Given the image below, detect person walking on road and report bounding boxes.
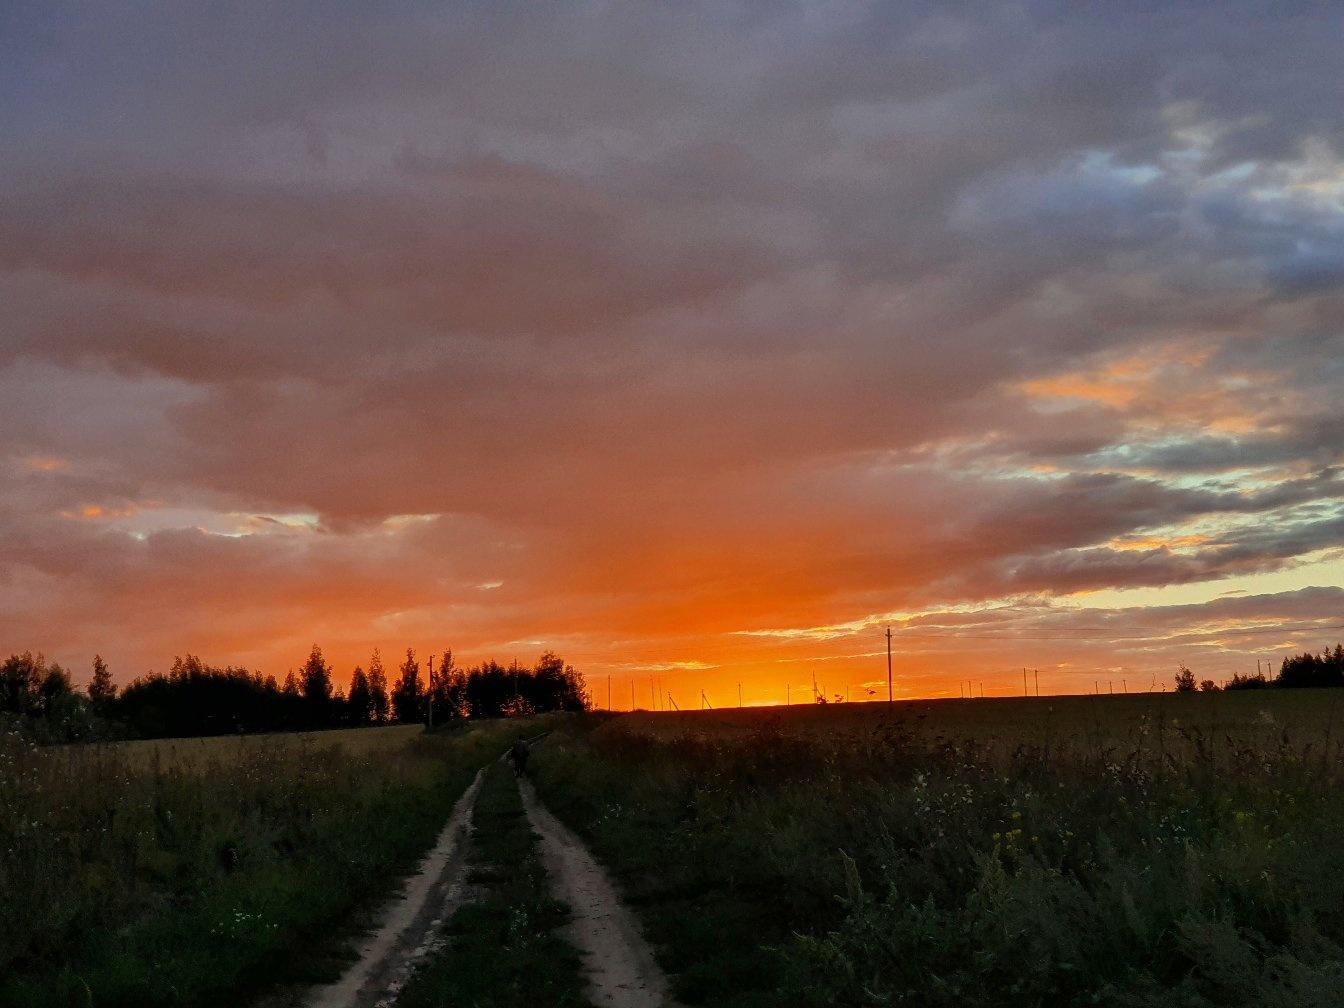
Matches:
[508,739,530,777]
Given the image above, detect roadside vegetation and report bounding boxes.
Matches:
[533,691,1344,1007]
[397,759,591,1008]
[0,721,535,1008]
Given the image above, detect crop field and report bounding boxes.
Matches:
[532,691,1344,1007]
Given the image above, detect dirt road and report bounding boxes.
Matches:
[303,769,484,1008]
[519,778,678,1008]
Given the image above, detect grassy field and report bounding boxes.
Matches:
[114,723,428,767]
[0,720,532,1008]
[622,689,1344,751]
[533,691,1344,1007]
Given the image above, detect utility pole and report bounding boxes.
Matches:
[786,684,791,706]
[886,626,893,706]
[631,678,635,711]
[738,682,743,708]
[607,675,612,711]
[668,693,679,711]
[427,653,435,729]
[1023,667,1028,697]
[1034,668,1039,696]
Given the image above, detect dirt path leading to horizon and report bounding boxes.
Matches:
[519,777,678,1008]
[302,768,485,1008]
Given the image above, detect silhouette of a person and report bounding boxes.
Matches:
[509,739,530,777]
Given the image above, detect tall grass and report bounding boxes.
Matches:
[533,705,1344,1007]
[0,722,527,1007]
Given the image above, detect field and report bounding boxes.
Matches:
[115,723,428,767]
[533,690,1344,1007]
[8,691,1344,1007]
[621,689,1344,749]
[0,720,534,1007]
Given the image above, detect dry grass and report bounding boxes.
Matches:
[112,723,427,767]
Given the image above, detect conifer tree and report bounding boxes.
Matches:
[300,645,333,727]
[88,654,115,709]
[347,665,374,725]
[368,649,390,724]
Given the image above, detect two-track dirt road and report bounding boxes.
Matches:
[302,759,675,1008]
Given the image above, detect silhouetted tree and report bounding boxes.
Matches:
[532,652,588,712]
[300,645,334,727]
[1225,671,1269,690]
[1276,644,1344,688]
[392,649,424,723]
[2,652,40,715]
[1174,666,1196,692]
[88,654,115,710]
[347,666,374,726]
[5,643,591,742]
[1199,679,1218,692]
[369,649,390,724]
[427,649,466,724]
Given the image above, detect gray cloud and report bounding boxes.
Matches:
[1,2,1342,681]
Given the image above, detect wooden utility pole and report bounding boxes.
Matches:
[427,653,435,729]
[1023,667,1029,696]
[786,684,791,706]
[702,690,713,710]
[738,683,743,708]
[886,627,893,705]
[1034,668,1039,696]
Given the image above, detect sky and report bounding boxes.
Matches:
[2,1,1343,706]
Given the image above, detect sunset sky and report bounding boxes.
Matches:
[2,3,1342,705]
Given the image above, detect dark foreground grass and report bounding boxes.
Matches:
[0,720,537,1008]
[396,759,591,1008]
[534,704,1344,1008]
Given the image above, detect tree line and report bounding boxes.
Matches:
[1175,643,1344,692]
[0,646,589,742]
